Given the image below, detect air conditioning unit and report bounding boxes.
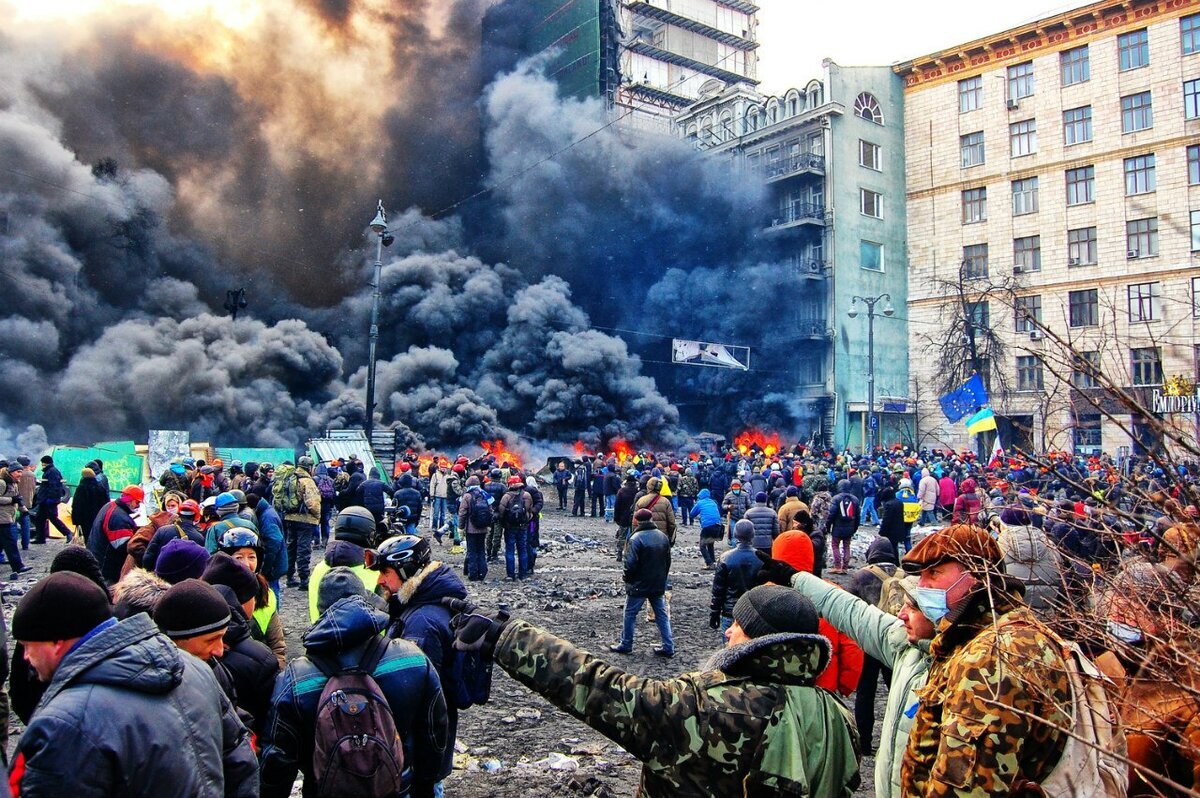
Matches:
[1068,257,1080,266]
[1029,330,1044,341]
[1127,250,1139,259]
[1006,98,1019,110]
[1013,265,1024,274]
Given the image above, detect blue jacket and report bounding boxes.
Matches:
[692,489,722,528]
[255,498,288,581]
[260,597,449,798]
[392,475,423,524]
[356,477,389,517]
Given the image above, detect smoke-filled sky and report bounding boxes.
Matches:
[0,0,813,453]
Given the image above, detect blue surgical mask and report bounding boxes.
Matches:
[1107,620,1143,644]
[913,573,971,623]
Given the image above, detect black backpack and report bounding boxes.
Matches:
[501,491,530,528]
[309,636,406,798]
[468,491,494,528]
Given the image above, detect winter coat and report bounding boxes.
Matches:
[711,542,761,618]
[250,588,287,670]
[70,476,110,534]
[997,523,1062,612]
[526,483,544,515]
[0,481,19,526]
[951,485,982,524]
[809,492,833,541]
[391,474,423,525]
[33,465,65,504]
[259,597,450,798]
[553,467,571,488]
[826,489,860,540]
[355,476,389,517]
[744,502,780,551]
[428,470,449,499]
[614,484,638,526]
[677,474,699,499]
[635,481,677,544]
[282,468,321,525]
[604,471,622,496]
[590,472,606,497]
[748,473,769,497]
[205,514,257,554]
[11,614,258,798]
[497,486,534,529]
[721,489,751,522]
[776,496,809,533]
[848,537,899,607]
[122,509,175,579]
[142,519,206,571]
[692,489,722,530]
[878,492,910,549]
[794,572,931,798]
[938,476,957,508]
[917,471,939,511]
[493,618,860,798]
[17,468,35,507]
[212,584,281,735]
[254,499,288,582]
[87,498,140,585]
[624,523,671,598]
[458,487,492,536]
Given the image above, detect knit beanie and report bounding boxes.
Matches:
[733,519,755,542]
[785,486,799,497]
[771,530,814,574]
[317,566,385,616]
[634,508,654,524]
[202,552,259,604]
[13,572,114,642]
[732,585,819,638]
[153,579,230,639]
[755,491,768,504]
[155,539,211,585]
[50,545,110,600]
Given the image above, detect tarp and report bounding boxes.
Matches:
[50,445,145,498]
[213,447,296,468]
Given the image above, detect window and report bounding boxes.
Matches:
[1068,227,1097,266]
[1074,413,1102,449]
[1186,79,1200,120]
[1014,235,1041,272]
[1118,29,1150,71]
[959,76,982,113]
[967,301,990,331]
[1121,91,1153,132]
[859,140,881,170]
[1012,177,1038,215]
[1184,13,1200,55]
[1015,295,1042,332]
[1073,352,1100,389]
[1069,289,1098,327]
[1127,281,1161,322]
[962,187,987,224]
[860,188,882,218]
[1124,154,1156,195]
[1007,61,1035,100]
[1016,356,1044,391]
[960,131,985,167]
[962,243,988,278]
[1192,210,1200,251]
[854,92,883,124]
[1131,347,1163,386]
[860,240,883,271]
[1190,145,1200,185]
[1010,119,1037,156]
[1126,217,1158,258]
[1063,106,1093,145]
[1061,45,1090,85]
[1194,277,1200,317]
[1066,165,1094,205]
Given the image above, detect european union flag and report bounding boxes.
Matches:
[938,374,989,423]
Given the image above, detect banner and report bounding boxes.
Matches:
[938,374,989,423]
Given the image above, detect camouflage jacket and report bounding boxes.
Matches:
[495,619,860,798]
[900,587,1072,797]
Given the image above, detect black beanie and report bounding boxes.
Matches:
[202,552,259,604]
[13,572,114,642]
[732,585,819,639]
[50,545,111,601]
[153,579,230,639]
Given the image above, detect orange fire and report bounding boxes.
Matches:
[480,439,523,470]
[573,440,594,457]
[734,429,782,458]
[608,438,635,465]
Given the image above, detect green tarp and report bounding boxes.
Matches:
[50,445,145,498]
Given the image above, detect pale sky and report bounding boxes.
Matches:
[756,0,1085,95]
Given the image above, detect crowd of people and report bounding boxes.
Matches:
[0,438,1195,797]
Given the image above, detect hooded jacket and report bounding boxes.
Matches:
[494,619,860,797]
[306,540,379,622]
[457,486,492,536]
[614,483,639,527]
[259,597,450,798]
[776,496,809,533]
[848,537,899,607]
[254,498,288,582]
[744,501,780,550]
[634,478,677,544]
[917,470,940,511]
[70,474,110,535]
[711,540,761,618]
[692,489,722,529]
[392,474,423,524]
[826,481,860,540]
[950,478,982,524]
[11,614,258,798]
[210,584,281,735]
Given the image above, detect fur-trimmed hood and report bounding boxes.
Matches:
[702,632,832,686]
[112,568,170,619]
[395,561,467,608]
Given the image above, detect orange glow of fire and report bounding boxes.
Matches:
[608,438,635,465]
[734,429,782,458]
[573,440,594,457]
[480,440,523,470]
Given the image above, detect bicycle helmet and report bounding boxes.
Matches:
[369,535,431,579]
[178,499,201,518]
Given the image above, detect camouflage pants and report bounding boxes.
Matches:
[615,525,631,561]
[487,522,502,561]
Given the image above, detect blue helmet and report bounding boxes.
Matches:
[214,492,239,512]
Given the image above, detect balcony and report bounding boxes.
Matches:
[625,1,758,51]
[764,152,825,181]
[767,202,825,231]
[797,321,833,341]
[786,256,828,278]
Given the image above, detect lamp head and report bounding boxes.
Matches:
[882,301,895,317]
[369,200,387,234]
[847,299,859,319]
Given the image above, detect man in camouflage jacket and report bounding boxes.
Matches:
[451,585,860,798]
[899,524,1072,797]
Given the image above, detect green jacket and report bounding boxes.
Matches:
[792,572,930,798]
[495,619,860,798]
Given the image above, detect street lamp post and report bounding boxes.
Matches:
[365,200,393,441]
[848,293,895,453]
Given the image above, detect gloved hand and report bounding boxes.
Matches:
[756,550,799,586]
[443,597,512,658]
[708,610,721,630]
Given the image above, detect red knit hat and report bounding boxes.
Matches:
[772,530,814,574]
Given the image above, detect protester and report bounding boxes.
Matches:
[709,519,760,634]
[86,485,144,585]
[611,508,673,657]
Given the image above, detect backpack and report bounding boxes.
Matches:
[573,467,587,490]
[442,605,508,711]
[833,497,858,523]
[310,636,406,798]
[272,465,303,515]
[864,564,906,615]
[468,491,494,528]
[315,473,336,500]
[501,491,530,528]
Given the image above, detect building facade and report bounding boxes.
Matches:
[898,0,1200,455]
[676,62,911,450]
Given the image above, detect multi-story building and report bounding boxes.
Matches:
[898,0,1200,455]
[676,62,911,449]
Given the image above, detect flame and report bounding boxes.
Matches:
[688,452,700,462]
[608,438,635,465]
[480,440,523,470]
[573,440,593,457]
[733,429,782,458]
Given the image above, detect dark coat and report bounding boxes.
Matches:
[623,523,671,598]
[356,477,390,517]
[604,472,622,496]
[497,486,534,529]
[526,484,544,515]
[142,520,206,570]
[12,614,258,798]
[70,476,109,534]
[711,543,762,618]
[614,484,638,527]
[254,499,288,581]
[86,498,140,585]
[259,597,450,798]
[212,585,280,735]
[744,503,780,551]
[33,465,65,504]
[392,475,423,525]
[826,491,860,540]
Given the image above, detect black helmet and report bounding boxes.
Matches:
[369,535,431,579]
[333,506,376,547]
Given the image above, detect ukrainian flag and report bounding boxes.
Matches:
[965,407,998,434]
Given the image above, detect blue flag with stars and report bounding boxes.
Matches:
[939,374,989,423]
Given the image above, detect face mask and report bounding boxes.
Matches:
[913,572,971,623]
[1107,620,1143,644]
